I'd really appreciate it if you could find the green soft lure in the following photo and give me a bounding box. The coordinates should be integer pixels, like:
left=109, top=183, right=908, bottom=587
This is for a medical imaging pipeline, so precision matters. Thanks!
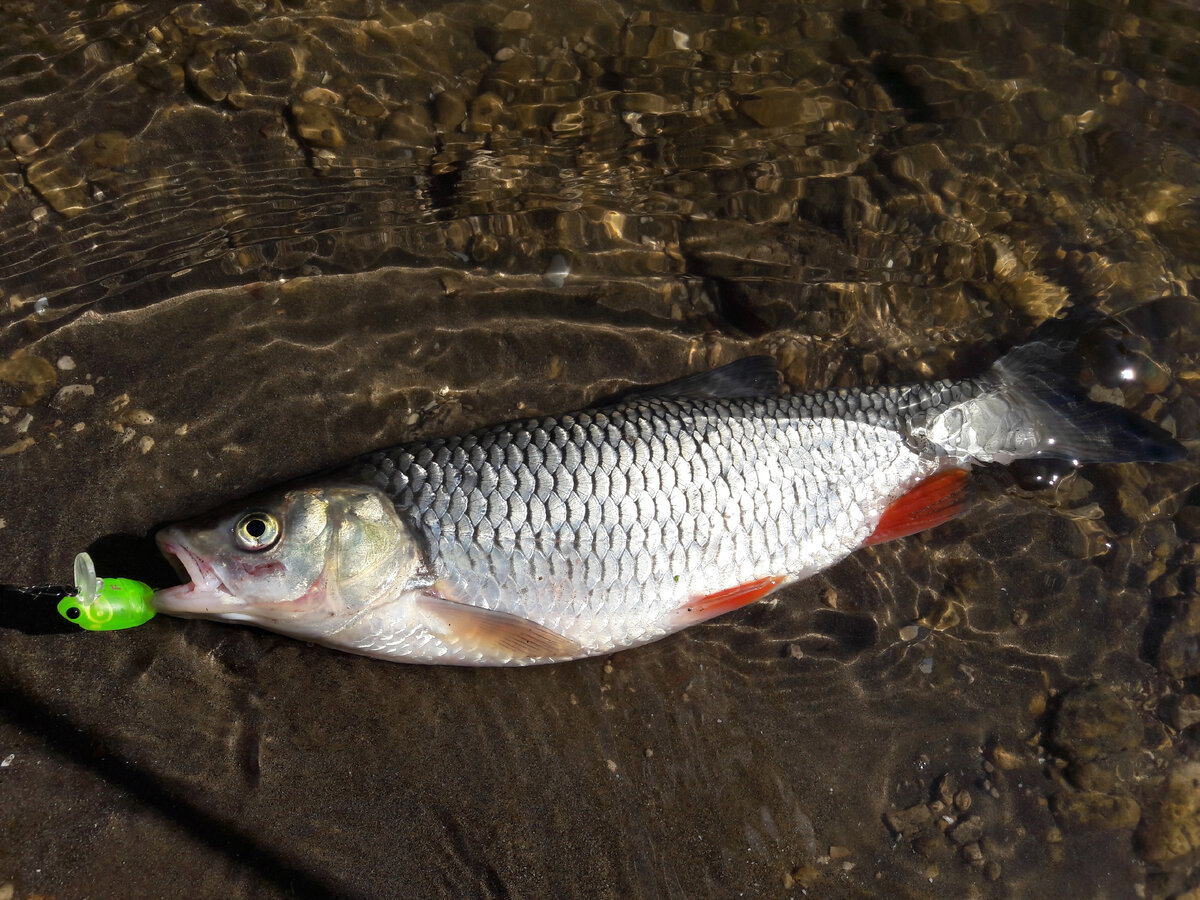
left=57, top=552, right=156, bottom=630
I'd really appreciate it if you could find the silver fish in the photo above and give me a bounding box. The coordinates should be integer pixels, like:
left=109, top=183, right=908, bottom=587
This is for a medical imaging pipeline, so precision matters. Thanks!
left=153, top=343, right=1183, bottom=665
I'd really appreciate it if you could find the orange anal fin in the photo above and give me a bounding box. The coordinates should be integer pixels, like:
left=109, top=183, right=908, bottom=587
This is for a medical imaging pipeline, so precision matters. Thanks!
left=863, top=468, right=970, bottom=547
left=673, top=575, right=786, bottom=626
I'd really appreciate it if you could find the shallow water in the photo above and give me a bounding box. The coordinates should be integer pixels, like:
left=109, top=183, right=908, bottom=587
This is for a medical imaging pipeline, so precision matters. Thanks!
left=1, top=1, right=1198, bottom=897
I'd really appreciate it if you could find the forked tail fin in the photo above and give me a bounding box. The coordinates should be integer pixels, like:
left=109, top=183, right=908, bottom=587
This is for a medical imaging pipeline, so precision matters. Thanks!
left=920, top=340, right=1185, bottom=466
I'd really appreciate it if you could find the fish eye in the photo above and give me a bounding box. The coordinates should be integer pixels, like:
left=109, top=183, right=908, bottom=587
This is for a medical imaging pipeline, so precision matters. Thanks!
left=234, top=512, right=280, bottom=552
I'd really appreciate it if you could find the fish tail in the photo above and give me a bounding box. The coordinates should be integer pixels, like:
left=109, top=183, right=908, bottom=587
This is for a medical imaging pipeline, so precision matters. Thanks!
left=920, top=339, right=1185, bottom=465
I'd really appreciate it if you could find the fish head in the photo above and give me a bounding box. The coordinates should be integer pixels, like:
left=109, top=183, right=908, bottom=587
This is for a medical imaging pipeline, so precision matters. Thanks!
left=153, top=483, right=423, bottom=638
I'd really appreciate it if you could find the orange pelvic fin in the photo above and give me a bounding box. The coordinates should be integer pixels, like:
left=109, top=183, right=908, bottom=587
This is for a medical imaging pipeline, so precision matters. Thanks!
left=673, top=575, right=786, bottom=626
left=863, top=468, right=970, bottom=547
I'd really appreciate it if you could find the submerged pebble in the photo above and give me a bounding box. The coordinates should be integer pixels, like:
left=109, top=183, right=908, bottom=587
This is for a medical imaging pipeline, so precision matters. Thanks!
left=0, top=351, right=56, bottom=406
left=290, top=101, right=345, bottom=150
left=0, top=437, right=34, bottom=456
left=1137, top=762, right=1200, bottom=865
left=1049, top=685, right=1141, bottom=763
left=53, top=383, right=95, bottom=407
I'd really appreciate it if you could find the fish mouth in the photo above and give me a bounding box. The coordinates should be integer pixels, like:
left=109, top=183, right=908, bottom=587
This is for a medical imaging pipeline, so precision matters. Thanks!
left=153, top=528, right=240, bottom=616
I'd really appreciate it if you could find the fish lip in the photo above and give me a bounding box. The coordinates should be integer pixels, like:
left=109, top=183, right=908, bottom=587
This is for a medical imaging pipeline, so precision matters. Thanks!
left=153, top=529, right=238, bottom=615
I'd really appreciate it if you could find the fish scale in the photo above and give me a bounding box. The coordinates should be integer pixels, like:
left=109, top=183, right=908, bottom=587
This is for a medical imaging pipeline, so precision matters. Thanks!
left=350, top=390, right=937, bottom=655
left=153, top=345, right=1185, bottom=665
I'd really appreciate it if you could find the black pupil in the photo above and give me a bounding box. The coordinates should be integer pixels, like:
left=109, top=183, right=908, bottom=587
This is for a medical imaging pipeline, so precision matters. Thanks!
left=245, top=518, right=268, bottom=539
left=66, top=606, right=80, bottom=619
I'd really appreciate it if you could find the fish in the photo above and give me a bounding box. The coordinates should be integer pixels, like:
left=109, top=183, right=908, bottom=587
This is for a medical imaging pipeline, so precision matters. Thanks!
left=152, top=339, right=1185, bottom=665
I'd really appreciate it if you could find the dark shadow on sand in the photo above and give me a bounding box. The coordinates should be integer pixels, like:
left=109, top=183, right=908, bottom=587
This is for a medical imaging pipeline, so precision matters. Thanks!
left=0, top=683, right=352, bottom=899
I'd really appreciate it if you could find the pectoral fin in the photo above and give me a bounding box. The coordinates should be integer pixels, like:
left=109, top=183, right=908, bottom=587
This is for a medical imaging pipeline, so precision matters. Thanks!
left=415, top=585, right=582, bottom=663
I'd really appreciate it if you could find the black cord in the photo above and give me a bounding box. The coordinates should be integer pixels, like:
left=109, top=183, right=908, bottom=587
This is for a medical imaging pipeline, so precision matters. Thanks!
left=0, top=583, right=77, bottom=634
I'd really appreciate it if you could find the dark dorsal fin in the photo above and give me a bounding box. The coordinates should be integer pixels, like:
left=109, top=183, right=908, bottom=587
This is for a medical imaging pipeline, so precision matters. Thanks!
left=633, top=356, right=782, bottom=401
